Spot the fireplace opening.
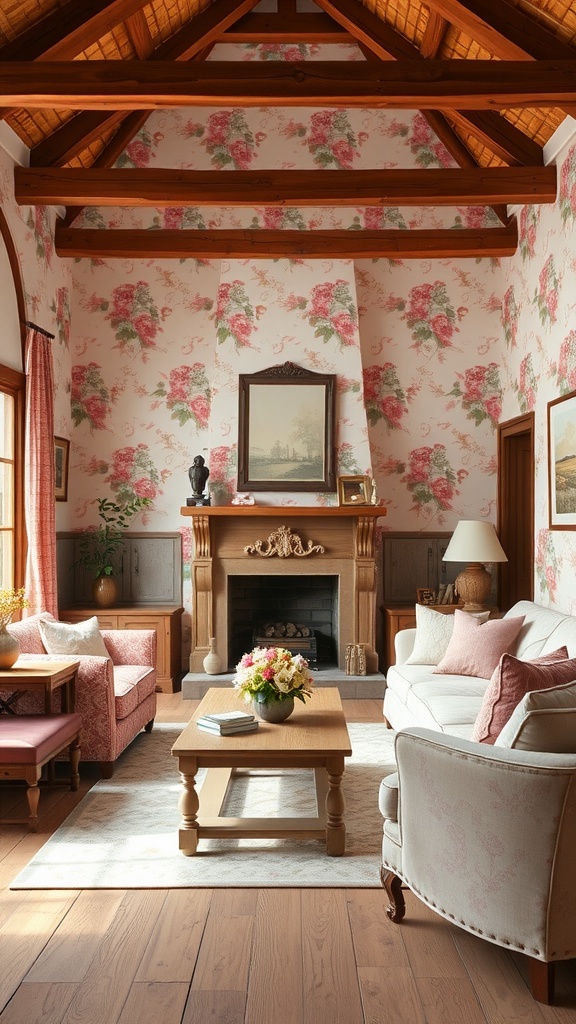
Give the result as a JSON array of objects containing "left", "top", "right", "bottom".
[{"left": 228, "top": 575, "right": 339, "bottom": 670}]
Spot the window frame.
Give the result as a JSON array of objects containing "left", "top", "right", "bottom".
[{"left": 0, "top": 363, "right": 25, "bottom": 590}]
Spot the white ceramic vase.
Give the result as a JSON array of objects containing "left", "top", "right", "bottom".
[
  {"left": 0, "top": 623, "right": 20, "bottom": 669},
  {"left": 203, "top": 637, "right": 224, "bottom": 675}
]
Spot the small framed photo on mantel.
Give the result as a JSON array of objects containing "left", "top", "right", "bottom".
[{"left": 337, "top": 474, "right": 371, "bottom": 507}]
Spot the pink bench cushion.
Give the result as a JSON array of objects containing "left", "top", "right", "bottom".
[{"left": 0, "top": 713, "right": 82, "bottom": 764}]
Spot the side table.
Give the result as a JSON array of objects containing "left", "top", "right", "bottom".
[{"left": 0, "top": 659, "right": 80, "bottom": 715}]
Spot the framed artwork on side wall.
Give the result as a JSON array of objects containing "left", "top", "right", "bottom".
[
  {"left": 54, "top": 436, "right": 69, "bottom": 502},
  {"left": 548, "top": 390, "right": 576, "bottom": 529},
  {"left": 238, "top": 361, "right": 336, "bottom": 492}
]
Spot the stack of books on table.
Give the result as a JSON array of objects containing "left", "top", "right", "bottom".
[{"left": 196, "top": 710, "right": 259, "bottom": 735}]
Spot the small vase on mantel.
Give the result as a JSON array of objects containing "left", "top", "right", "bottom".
[
  {"left": 0, "top": 623, "right": 20, "bottom": 669},
  {"left": 203, "top": 637, "right": 224, "bottom": 675}
]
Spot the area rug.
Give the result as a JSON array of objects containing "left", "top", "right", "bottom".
[{"left": 11, "top": 723, "right": 397, "bottom": 890}]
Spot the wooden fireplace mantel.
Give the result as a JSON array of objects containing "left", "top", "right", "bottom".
[{"left": 180, "top": 504, "right": 386, "bottom": 674}]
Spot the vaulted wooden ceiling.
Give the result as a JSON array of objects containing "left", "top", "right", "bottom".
[{"left": 3, "top": 0, "right": 576, "bottom": 259}]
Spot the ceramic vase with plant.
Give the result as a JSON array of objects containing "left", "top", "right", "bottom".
[
  {"left": 74, "top": 496, "right": 152, "bottom": 608},
  {"left": 0, "top": 587, "right": 29, "bottom": 668},
  {"left": 233, "top": 646, "right": 314, "bottom": 722}
]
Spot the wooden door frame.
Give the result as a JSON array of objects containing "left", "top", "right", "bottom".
[{"left": 497, "top": 411, "right": 535, "bottom": 605}]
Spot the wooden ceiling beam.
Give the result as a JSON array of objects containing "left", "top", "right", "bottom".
[
  {"left": 2, "top": 60, "right": 576, "bottom": 110},
  {"left": 0, "top": 0, "right": 149, "bottom": 61},
  {"left": 54, "top": 224, "right": 519, "bottom": 259},
  {"left": 124, "top": 10, "right": 155, "bottom": 60},
  {"left": 15, "top": 166, "right": 557, "bottom": 207},
  {"left": 420, "top": 12, "right": 449, "bottom": 59},
  {"left": 310, "top": 0, "right": 543, "bottom": 164},
  {"left": 219, "top": 12, "right": 351, "bottom": 43},
  {"left": 423, "top": 0, "right": 576, "bottom": 61}
]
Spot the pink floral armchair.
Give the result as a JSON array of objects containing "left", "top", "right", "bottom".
[{"left": 2, "top": 614, "right": 157, "bottom": 777}]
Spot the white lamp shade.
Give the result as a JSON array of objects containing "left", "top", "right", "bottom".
[{"left": 443, "top": 520, "right": 507, "bottom": 563}]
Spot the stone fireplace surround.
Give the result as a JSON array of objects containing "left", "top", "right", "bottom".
[{"left": 180, "top": 505, "right": 386, "bottom": 699}]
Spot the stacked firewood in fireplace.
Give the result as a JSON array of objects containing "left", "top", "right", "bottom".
[{"left": 253, "top": 621, "right": 317, "bottom": 663}]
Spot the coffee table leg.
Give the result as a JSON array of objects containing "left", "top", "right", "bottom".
[
  {"left": 178, "top": 757, "right": 199, "bottom": 856},
  {"left": 325, "top": 756, "right": 346, "bottom": 856}
]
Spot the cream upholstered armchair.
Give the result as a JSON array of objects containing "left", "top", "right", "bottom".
[{"left": 379, "top": 728, "right": 576, "bottom": 1004}]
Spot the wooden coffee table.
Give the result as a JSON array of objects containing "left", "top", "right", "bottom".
[{"left": 171, "top": 687, "right": 352, "bottom": 857}]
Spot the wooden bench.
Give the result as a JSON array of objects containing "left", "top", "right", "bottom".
[{"left": 0, "top": 713, "right": 82, "bottom": 831}]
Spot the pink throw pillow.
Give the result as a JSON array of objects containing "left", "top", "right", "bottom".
[
  {"left": 471, "top": 647, "right": 575, "bottom": 744},
  {"left": 434, "top": 611, "right": 525, "bottom": 679}
]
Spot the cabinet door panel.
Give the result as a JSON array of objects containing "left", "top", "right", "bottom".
[
  {"left": 127, "top": 538, "right": 181, "bottom": 604},
  {"left": 384, "top": 539, "right": 434, "bottom": 604}
]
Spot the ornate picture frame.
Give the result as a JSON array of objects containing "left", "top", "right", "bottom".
[
  {"left": 548, "top": 389, "right": 576, "bottom": 529},
  {"left": 238, "top": 362, "right": 336, "bottom": 492},
  {"left": 54, "top": 436, "right": 70, "bottom": 502},
  {"left": 337, "top": 474, "right": 371, "bottom": 507}
]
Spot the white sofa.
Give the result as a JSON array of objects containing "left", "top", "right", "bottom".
[{"left": 383, "top": 599, "right": 576, "bottom": 737}]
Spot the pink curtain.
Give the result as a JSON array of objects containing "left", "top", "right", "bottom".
[{"left": 24, "top": 324, "right": 58, "bottom": 616}]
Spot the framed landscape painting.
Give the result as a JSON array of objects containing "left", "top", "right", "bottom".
[
  {"left": 238, "top": 362, "right": 336, "bottom": 492},
  {"left": 548, "top": 390, "right": 576, "bottom": 529}
]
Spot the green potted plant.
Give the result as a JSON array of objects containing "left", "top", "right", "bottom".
[{"left": 74, "top": 496, "right": 152, "bottom": 607}]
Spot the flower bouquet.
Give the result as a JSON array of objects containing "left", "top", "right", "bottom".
[
  {"left": 0, "top": 587, "right": 29, "bottom": 626},
  {"left": 0, "top": 587, "right": 29, "bottom": 669},
  {"left": 233, "top": 646, "right": 314, "bottom": 722}
]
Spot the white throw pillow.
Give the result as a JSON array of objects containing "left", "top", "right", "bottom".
[
  {"left": 406, "top": 605, "right": 489, "bottom": 666},
  {"left": 39, "top": 616, "right": 109, "bottom": 658},
  {"left": 495, "top": 679, "right": 576, "bottom": 752}
]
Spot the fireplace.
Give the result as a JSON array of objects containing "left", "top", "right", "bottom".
[{"left": 181, "top": 505, "right": 385, "bottom": 676}]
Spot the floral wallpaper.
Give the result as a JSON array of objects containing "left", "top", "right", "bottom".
[{"left": 2, "top": 44, "right": 576, "bottom": 627}]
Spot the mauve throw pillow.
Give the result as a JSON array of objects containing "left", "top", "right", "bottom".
[
  {"left": 471, "top": 646, "right": 575, "bottom": 744},
  {"left": 434, "top": 611, "right": 525, "bottom": 679}
]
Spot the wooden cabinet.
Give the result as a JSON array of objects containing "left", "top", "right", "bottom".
[
  {"left": 57, "top": 533, "right": 182, "bottom": 608},
  {"left": 60, "top": 605, "right": 184, "bottom": 693},
  {"left": 384, "top": 604, "right": 460, "bottom": 669}
]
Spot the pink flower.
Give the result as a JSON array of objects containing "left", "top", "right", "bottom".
[
  {"left": 263, "top": 208, "right": 284, "bottom": 230},
  {"left": 111, "top": 284, "right": 136, "bottom": 319},
  {"left": 331, "top": 312, "right": 356, "bottom": 344},
  {"left": 229, "top": 139, "right": 253, "bottom": 169},
  {"left": 485, "top": 396, "right": 502, "bottom": 423},
  {"left": 190, "top": 395, "right": 210, "bottom": 427},
  {"left": 430, "top": 313, "right": 455, "bottom": 345},
  {"left": 407, "top": 283, "right": 433, "bottom": 320},
  {"left": 133, "top": 313, "right": 158, "bottom": 346},
  {"left": 381, "top": 395, "right": 405, "bottom": 427},
  {"left": 331, "top": 139, "right": 355, "bottom": 168},
  {"left": 229, "top": 312, "right": 253, "bottom": 344},
  {"left": 126, "top": 140, "right": 150, "bottom": 166},
  {"left": 133, "top": 477, "right": 156, "bottom": 499},
  {"left": 164, "top": 208, "right": 184, "bottom": 230},
  {"left": 430, "top": 477, "right": 454, "bottom": 507},
  {"left": 83, "top": 395, "right": 108, "bottom": 429}
]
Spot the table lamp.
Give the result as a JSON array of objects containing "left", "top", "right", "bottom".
[{"left": 442, "top": 520, "right": 507, "bottom": 612}]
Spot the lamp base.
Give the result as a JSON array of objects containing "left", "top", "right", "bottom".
[{"left": 454, "top": 563, "right": 492, "bottom": 612}]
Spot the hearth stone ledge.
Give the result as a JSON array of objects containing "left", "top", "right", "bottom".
[{"left": 182, "top": 669, "right": 386, "bottom": 701}]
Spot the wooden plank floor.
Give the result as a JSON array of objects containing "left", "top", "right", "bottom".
[{"left": 0, "top": 695, "right": 575, "bottom": 1023}]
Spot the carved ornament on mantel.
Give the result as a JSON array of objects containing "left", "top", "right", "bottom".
[{"left": 244, "top": 525, "right": 325, "bottom": 558}]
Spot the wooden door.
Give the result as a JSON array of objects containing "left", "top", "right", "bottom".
[{"left": 498, "top": 413, "right": 534, "bottom": 610}]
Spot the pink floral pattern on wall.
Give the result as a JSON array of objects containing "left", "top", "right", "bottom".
[
  {"left": 183, "top": 111, "right": 263, "bottom": 169},
  {"left": 447, "top": 363, "right": 502, "bottom": 429},
  {"left": 283, "top": 110, "right": 366, "bottom": 168},
  {"left": 392, "top": 281, "right": 461, "bottom": 357},
  {"left": 208, "top": 445, "right": 236, "bottom": 505},
  {"left": 501, "top": 285, "right": 519, "bottom": 347},
  {"left": 304, "top": 280, "right": 358, "bottom": 348},
  {"left": 215, "top": 280, "right": 262, "bottom": 348},
  {"left": 518, "top": 206, "right": 539, "bottom": 261},
  {"left": 71, "top": 363, "right": 112, "bottom": 430},
  {"left": 383, "top": 445, "right": 461, "bottom": 521},
  {"left": 559, "top": 144, "right": 576, "bottom": 223},
  {"left": 536, "top": 529, "right": 559, "bottom": 601},
  {"left": 535, "top": 255, "right": 559, "bottom": 326},
  {"left": 553, "top": 331, "right": 576, "bottom": 394},
  {"left": 92, "top": 281, "right": 171, "bottom": 356},
  {"left": 514, "top": 354, "right": 537, "bottom": 412},
  {"left": 105, "top": 444, "right": 163, "bottom": 503},
  {"left": 152, "top": 364, "right": 211, "bottom": 428},
  {"left": 363, "top": 363, "right": 408, "bottom": 429},
  {"left": 50, "top": 287, "right": 71, "bottom": 347},
  {"left": 384, "top": 113, "right": 453, "bottom": 168},
  {"left": 115, "top": 126, "right": 164, "bottom": 168}
]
